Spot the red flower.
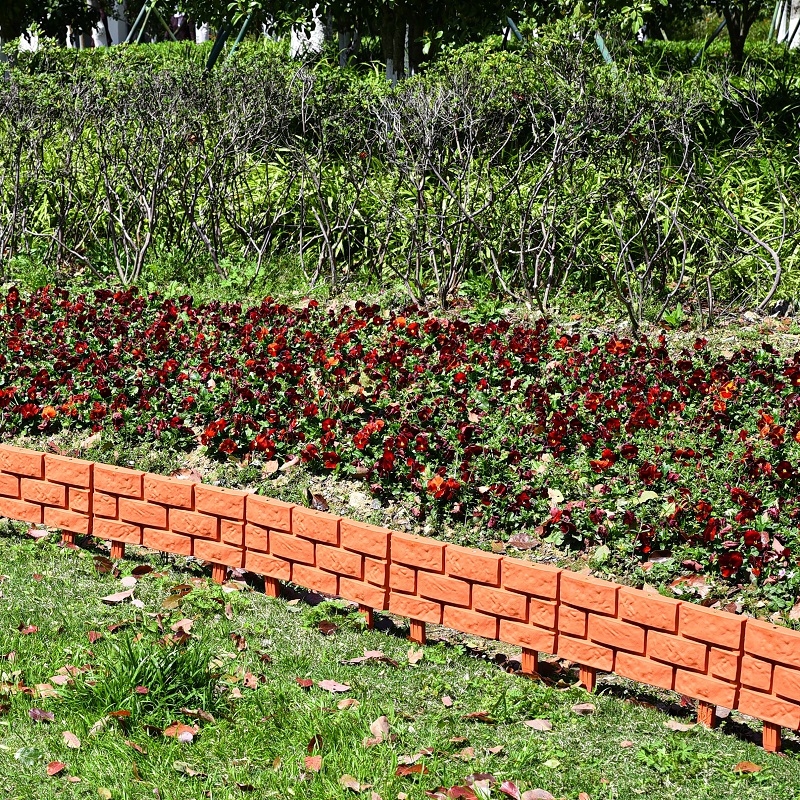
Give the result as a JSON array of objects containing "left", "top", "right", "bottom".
[
  {"left": 775, "top": 460, "right": 793, "bottom": 481},
  {"left": 620, "top": 443, "right": 638, "bottom": 460},
  {"left": 718, "top": 551, "right": 743, "bottom": 578},
  {"left": 218, "top": 438, "right": 237, "bottom": 454},
  {"left": 638, "top": 462, "right": 662, "bottom": 485},
  {"left": 590, "top": 449, "right": 616, "bottom": 473}
]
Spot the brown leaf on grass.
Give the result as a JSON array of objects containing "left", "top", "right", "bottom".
[
  {"left": 318, "top": 621, "right": 338, "bottom": 636},
  {"left": 18, "top": 624, "right": 38, "bottom": 635},
  {"left": 171, "top": 467, "right": 202, "bottom": 483},
  {"left": 230, "top": 632, "right": 248, "bottom": 651},
  {"left": 487, "top": 745, "right": 504, "bottom": 755},
  {"left": 163, "top": 722, "right": 199, "bottom": 741},
  {"left": 461, "top": 711, "right": 494, "bottom": 723},
  {"left": 225, "top": 602, "right": 234, "bottom": 620},
  {"left": 124, "top": 740, "right": 147, "bottom": 754},
  {"left": 93, "top": 556, "right": 114, "bottom": 574},
  {"left": 89, "top": 716, "right": 111, "bottom": 736},
  {"left": 296, "top": 678, "right": 313, "bottom": 689},
  {"left": 498, "top": 780, "right": 521, "bottom": 799},
  {"left": 456, "top": 747, "right": 476, "bottom": 761},
  {"left": 109, "top": 709, "right": 131, "bottom": 718},
  {"left": 36, "top": 683, "right": 59, "bottom": 698},
  {"left": 62, "top": 731, "right": 80, "bottom": 749},
  {"left": 87, "top": 631, "right": 103, "bottom": 644},
  {"left": 340, "top": 774, "right": 372, "bottom": 792},
  {"left": 304, "top": 755, "right": 322, "bottom": 772},
  {"left": 173, "top": 761, "right": 206, "bottom": 777},
  {"left": 264, "top": 460, "right": 280, "bottom": 474},
  {"left": 370, "top": 716, "right": 390, "bottom": 740},
  {"left": 180, "top": 707, "right": 215, "bottom": 724},
  {"left": 131, "top": 565, "right": 153, "bottom": 578},
  {"left": 571, "top": 703, "right": 596, "bottom": 716},
  {"left": 134, "top": 686, "right": 148, "bottom": 695},
  {"left": 396, "top": 764, "right": 429, "bottom": 776},
  {"left": 242, "top": 672, "right": 259, "bottom": 689},
  {"left": 664, "top": 719, "right": 695, "bottom": 732},
  {"left": 441, "top": 695, "right": 453, "bottom": 707},
  {"left": 318, "top": 680, "right": 351, "bottom": 693},
  {"left": 734, "top": 762, "right": 763, "bottom": 774},
  {"left": 523, "top": 719, "right": 553, "bottom": 731},
  {"left": 29, "top": 708, "right": 55, "bottom": 723},
  {"left": 280, "top": 456, "right": 300, "bottom": 472},
  {"left": 407, "top": 648, "right": 424, "bottom": 665},
  {"left": 27, "top": 528, "right": 49, "bottom": 540},
  {"left": 308, "top": 734, "right": 323, "bottom": 753},
  {"left": 521, "top": 791, "right": 555, "bottom": 800},
  {"left": 668, "top": 573, "right": 711, "bottom": 599},
  {"left": 620, "top": 740, "right": 634, "bottom": 748},
  {"left": 170, "top": 618, "right": 194, "bottom": 634},
  {"left": 46, "top": 761, "right": 65, "bottom": 777},
  {"left": 578, "top": 793, "right": 592, "bottom": 800},
  {"left": 309, "top": 492, "right": 329, "bottom": 512},
  {"left": 337, "top": 698, "right": 360, "bottom": 710},
  {"left": 101, "top": 589, "right": 134, "bottom": 605},
  {"left": 342, "top": 651, "right": 398, "bottom": 667},
  {"left": 236, "top": 783, "right": 256, "bottom": 791}
]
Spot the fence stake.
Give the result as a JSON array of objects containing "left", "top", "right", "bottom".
[
  {"left": 697, "top": 701, "right": 717, "bottom": 728},
  {"left": 409, "top": 620, "right": 426, "bottom": 644},
  {"left": 358, "top": 604, "right": 375, "bottom": 629},
  {"left": 521, "top": 647, "right": 539, "bottom": 676},
  {"left": 763, "top": 722, "right": 782, "bottom": 752},
  {"left": 580, "top": 665, "right": 597, "bottom": 692},
  {"left": 110, "top": 542, "right": 125, "bottom": 560},
  {"left": 264, "top": 577, "right": 280, "bottom": 597},
  {"left": 211, "top": 563, "right": 227, "bottom": 584}
]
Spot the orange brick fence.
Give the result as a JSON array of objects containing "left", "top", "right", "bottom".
[{"left": 0, "top": 443, "right": 798, "bottom": 752}]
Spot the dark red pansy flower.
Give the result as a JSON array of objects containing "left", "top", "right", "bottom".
[
  {"left": 718, "top": 551, "right": 743, "bottom": 578},
  {"left": 620, "top": 443, "right": 638, "bottom": 460},
  {"left": 775, "top": 460, "right": 793, "bottom": 481},
  {"left": 218, "top": 438, "right": 237, "bottom": 454}
]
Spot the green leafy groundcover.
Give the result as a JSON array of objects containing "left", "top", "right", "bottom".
[{"left": 2, "top": 286, "right": 800, "bottom": 590}]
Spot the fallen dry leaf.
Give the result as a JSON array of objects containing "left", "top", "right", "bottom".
[
  {"left": 522, "top": 719, "right": 553, "bottom": 731},
  {"left": 571, "top": 703, "right": 596, "bottom": 716},
  {"left": 498, "top": 780, "right": 521, "bottom": 799},
  {"left": 441, "top": 695, "right": 453, "bottom": 707},
  {"left": 733, "top": 761, "right": 763, "bottom": 774},
  {"left": 29, "top": 708, "right": 55, "bottom": 723},
  {"left": 407, "top": 648, "right": 424, "bottom": 665},
  {"left": 318, "top": 621, "right": 338, "bottom": 636},
  {"left": 396, "top": 764, "right": 429, "bottom": 776},
  {"left": 62, "top": 731, "right": 80, "bottom": 749},
  {"left": 101, "top": 589, "right": 134, "bottom": 605},
  {"left": 163, "top": 722, "right": 198, "bottom": 741},
  {"left": 664, "top": 719, "right": 695, "bottom": 732},
  {"left": 296, "top": 678, "right": 314, "bottom": 689},
  {"left": 304, "top": 755, "right": 322, "bottom": 772},
  {"left": 46, "top": 761, "right": 65, "bottom": 777},
  {"left": 619, "top": 740, "right": 634, "bottom": 748},
  {"left": 318, "top": 679, "right": 351, "bottom": 693},
  {"left": 180, "top": 707, "right": 215, "bottom": 724},
  {"left": 18, "top": 625, "right": 38, "bottom": 635},
  {"left": 124, "top": 740, "right": 147, "bottom": 754},
  {"left": 337, "top": 698, "right": 360, "bottom": 710},
  {"left": 340, "top": 774, "right": 372, "bottom": 792},
  {"left": 521, "top": 791, "right": 555, "bottom": 800},
  {"left": 461, "top": 711, "right": 494, "bottom": 723}
]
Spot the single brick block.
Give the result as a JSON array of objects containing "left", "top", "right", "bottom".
[
  {"left": 502, "top": 557, "right": 560, "bottom": 599},
  {"left": 142, "top": 527, "right": 192, "bottom": 556},
  {"left": 0, "top": 445, "right": 44, "bottom": 478},
  {"left": 528, "top": 597, "right": 558, "bottom": 629},
  {"left": 292, "top": 506, "right": 340, "bottom": 545},
  {"left": 588, "top": 614, "right": 645, "bottom": 654},
  {"left": 674, "top": 669, "right": 738, "bottom": 709},
  {"left": 560, "top": 572, "right": 618, "bottom": 616},
  {"left": 557, "top": 604, "right": 588, "bottom": 638},
  {"left": 245, "top": 550, "right": 292, "bottom": 581},
  {"left": 648, "top": 631, "right": 708, "bottom": 672},
  {"left": 364, "top": 557, "right": 388, "bottom": 586},
  {"left": 94, "top": 463, "right": 143, "bottom": 498},
  {"left": 194, "top": 484, "right": 247, "bottom": 520},
  {"left": 615, "top": 651, "right": 675, "bottom": 691},
  {"left": 388, "top": 592, "right": 443, "bottom": 624},
  {"left": 340, "top": 519, "right": 391, "bottom": 559},
  {"left": 269, "top": 531, "right": 315, "bottom": 565},
  {"left": 21, "top": 478, "right": 66, "bottom": 508},
  {"left": 292, "top": 563, "right": 339, "bottom": 595},
  {"left": 737, "top": 688, "right": 800, "bottom": 729},
  {"left": 246, "top": 494, "right": 293, "bottom": 532},
  {"left": 740, "top": 655, "right": 773, "bottom": 692},
  {"left": 170, "top": 509, "right": 219, "bottom": 540},
  {"left": 118, "top": 497, "right": 167, "bottom": 529},
  {"left": 391, "top": 532, "right": 446, "bottom": 572},
  {"left": 69, "top": 488, "right": 90, "bottom": 514},
  {"left": 418, "top": 571, "right": 471, "bottom": 607},
  {"left": 93, "top": 492, "right": 117, "bottom": 518},
  {"left": 316, "top": 544, "right": 364, "bottom": 579},
  {"left": 680, "top": 603, "right": 745, "bottom": 650},
  {"left": 557, "top": 634, "right": 615, "bottom": 672},
  {"left": 473, "top": 584, "right": 528, "bottom": 621},
  {"left": 708, "top": 647, "right": 740, "bottom": 683},
  {"left": 244, "top": 523, "right": 269, "bottom": 553},
  {"left": 44, "top": 506, "right": 90, "bottom": 535},
  {"left": 389, "top": 564, "right": 416, "bottom": 593},
  {"left": 43, "top": 454, "right": 91, "bottom": 488},
  {"left": 0, "top": 496, "right": 42, "bottom": 524},
  {"left": 745, "top": 620, "right": 800, "bottom": 670},
  {"left": 619, "top": 586, "right": 680, "bottom": 633},
  {"left": 220, "top": 519, "right": 245, "bottom": 547},
  {"left": 499, "top": 619, "right": 558, "bottom": 653},
  {"left": 339, "top": 577, "right": 388, "bottom": 610},
  {"left": 144, "top": 474, "right": 194, "bottom": 509},
  {"left": 93, "top": 516, "right": 141, "bottom": 544},
  {"left": 773, "top": 665, "right": 800, "bottom": 703},
  {"left": 194, "top": 538, "right": 244, "bottom": 569},
  {"left": 444, "top": 606, "right": 499, "bottom": 640},
  {"left": 0, "top": 473, "right": 19, "bottom": 498},
  {"left": 446, "top": 544, "right": 501, "bottom": 586}
]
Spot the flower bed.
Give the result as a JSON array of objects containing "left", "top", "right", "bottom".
[{"left": 2, "top": 286, "right": 800, "bottom": 591}]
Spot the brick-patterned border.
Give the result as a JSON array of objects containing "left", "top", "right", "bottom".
[{"left": 0, "top": 444, "right": 796, "bottom": 752}]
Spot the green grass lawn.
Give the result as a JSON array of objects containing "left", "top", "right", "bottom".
[{"left": 0, "top": 522, "right": 798, "bottom": 800}]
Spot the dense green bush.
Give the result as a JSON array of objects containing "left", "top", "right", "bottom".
[{"left": 1, "top": 27, "right": 799, "bottom": 324}]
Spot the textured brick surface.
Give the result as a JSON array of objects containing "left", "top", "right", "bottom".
[
  {"left": 44, "top": 454, "right": 92, "bottom": 487},
  {"left": 446, "top": 544, "right": 502, "bottom": 586},
  {"left": 144, "top": 474, "right": 194, "bottom": 509},
  {"left": 2, "top": 445, "right": 800, "bottom": 744}
]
